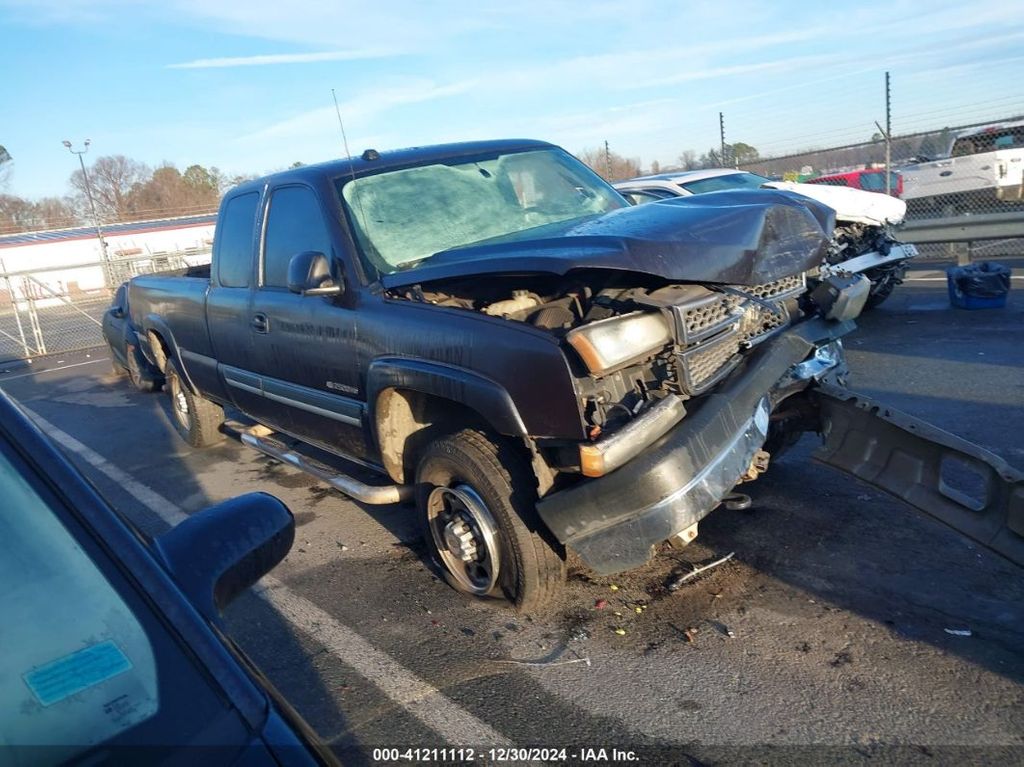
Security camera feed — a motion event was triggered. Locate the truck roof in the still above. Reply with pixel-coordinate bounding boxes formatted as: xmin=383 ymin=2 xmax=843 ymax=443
xmin=231 ymin=139 xmax=558 ymax=194
xmin=956 ymin=119 xmax=1024 ymax=139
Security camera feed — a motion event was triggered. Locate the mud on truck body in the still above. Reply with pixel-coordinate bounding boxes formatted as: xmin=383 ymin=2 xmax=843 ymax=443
xmin=127 ymin=140 xmax=1023 ymax=612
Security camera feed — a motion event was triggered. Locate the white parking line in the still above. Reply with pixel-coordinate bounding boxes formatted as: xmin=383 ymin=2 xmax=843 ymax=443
xmin=20 ymin=403 xmax=511 ymax=747
xmin=1 ymin=357 xmax=108 ymax=381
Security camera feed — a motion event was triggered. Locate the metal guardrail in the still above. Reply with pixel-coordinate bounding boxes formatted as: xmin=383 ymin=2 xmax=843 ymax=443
xmin=902 ymin=212 xmax=1024 ymax=244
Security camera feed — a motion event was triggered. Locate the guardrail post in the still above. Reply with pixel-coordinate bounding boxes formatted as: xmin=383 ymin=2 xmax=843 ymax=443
xmin=1 ymin=269 xmax=32 ymax=359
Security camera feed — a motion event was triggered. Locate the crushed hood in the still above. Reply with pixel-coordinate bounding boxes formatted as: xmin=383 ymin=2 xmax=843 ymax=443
xmin=762 ymin=181 xmax=907 ymax=226
xmin=381 ymin=189 xmax=834 ymax=289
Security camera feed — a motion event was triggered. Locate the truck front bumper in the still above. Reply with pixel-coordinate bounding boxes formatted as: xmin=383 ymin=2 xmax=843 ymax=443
xmin=536 ymin=317 xmax=853 ymax=575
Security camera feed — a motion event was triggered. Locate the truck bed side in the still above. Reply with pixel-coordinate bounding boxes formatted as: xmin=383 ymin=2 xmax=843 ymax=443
xmin=128 ymin=274 xmax=214 ymax=375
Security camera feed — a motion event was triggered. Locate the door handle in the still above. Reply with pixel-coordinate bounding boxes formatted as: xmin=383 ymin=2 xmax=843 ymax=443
xmin=251 ymin=313 xmax=269 ymax=333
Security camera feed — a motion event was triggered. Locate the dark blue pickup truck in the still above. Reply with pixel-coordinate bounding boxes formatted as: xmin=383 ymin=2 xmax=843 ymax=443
xmin=126 ymin=139 xmax=1022 ymax=612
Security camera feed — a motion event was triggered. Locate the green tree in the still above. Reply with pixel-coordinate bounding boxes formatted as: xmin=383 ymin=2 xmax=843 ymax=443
xmin=730 ymin=142 xmax=759 ymax=166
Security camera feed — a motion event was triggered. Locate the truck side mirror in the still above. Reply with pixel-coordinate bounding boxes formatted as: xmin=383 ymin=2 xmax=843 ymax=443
xmin=287 ymin=250 xmax=343 ymax=296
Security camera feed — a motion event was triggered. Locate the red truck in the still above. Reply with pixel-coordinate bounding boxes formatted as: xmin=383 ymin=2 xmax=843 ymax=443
xmin=806 ymin=168 xmax=903 ymax=197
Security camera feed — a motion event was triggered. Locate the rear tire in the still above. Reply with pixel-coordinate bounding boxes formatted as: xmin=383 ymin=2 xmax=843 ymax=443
xmin=165 ymin=359 xmax=224 ymax=447
xmin=864 ymin=270 xmax=901 ymax=310
xmin=126 ymin=344 xmax=163 ymax=393
xmin=416 ymin=429 xmax=565 ymax=613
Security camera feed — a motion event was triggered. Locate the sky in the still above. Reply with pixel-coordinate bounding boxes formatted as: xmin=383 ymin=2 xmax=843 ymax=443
xmin=1 ymin=0 xmax=1022 ymax=200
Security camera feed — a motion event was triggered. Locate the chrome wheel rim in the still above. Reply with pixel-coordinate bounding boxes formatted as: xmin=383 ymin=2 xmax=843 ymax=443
xmin=169 ymin=375 xmax=189 ymax=428
xmin=426 ymin=484 xmax=501 ymax=595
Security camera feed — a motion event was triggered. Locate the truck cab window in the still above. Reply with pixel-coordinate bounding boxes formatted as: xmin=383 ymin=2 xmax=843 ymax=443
xmin=263 ymin=187 xmax=331 ymax=289
xmin=217 ymin=192 xmax=260 ymax=288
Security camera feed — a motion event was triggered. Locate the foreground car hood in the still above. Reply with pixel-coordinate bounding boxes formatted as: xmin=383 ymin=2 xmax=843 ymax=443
xmin=763 ymin=181 xmax=907 ymax=226
xmin=382 ymin=189 xmax=834 ymax=289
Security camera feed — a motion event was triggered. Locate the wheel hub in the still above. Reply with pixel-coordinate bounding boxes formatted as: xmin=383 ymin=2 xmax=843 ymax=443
xmin=426 ymin=484 xmax=501 ymax=595
xmin=443 ymin=516 xmax=479 ymax=562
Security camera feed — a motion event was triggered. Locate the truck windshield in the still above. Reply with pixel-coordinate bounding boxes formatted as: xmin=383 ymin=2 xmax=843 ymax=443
xmin=678 ymin=172 xmax=771 ymax=194
xmin=338 ymin=148 xmax=625 ymax=275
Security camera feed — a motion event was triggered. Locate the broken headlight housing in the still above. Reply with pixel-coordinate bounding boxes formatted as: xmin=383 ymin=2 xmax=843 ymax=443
xmin=566 ymin=311 xmax=672 ymax=374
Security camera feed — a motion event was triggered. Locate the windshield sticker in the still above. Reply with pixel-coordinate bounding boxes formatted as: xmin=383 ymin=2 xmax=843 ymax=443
xmin=22 ymin=640 xmax=133 ymax=707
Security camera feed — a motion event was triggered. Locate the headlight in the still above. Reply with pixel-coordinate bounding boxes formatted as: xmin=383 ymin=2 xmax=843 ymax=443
xmin=566 ymin=311 xmax=672 ymax=374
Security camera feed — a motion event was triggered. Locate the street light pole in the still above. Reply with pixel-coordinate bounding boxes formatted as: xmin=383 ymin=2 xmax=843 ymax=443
xmin=63 ymin=139 xmax=113 ymax=288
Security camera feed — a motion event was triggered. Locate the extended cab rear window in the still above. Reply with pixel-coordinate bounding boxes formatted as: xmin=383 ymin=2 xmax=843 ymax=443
xmin=217 ymin=192 xmax=260 ymax=288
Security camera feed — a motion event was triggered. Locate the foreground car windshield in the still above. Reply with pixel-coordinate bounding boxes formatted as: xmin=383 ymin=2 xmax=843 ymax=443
xmin=339 ymin=148 xmax=625 ymax=275
xmin=679 ymin=171 xmax=771 ymax=194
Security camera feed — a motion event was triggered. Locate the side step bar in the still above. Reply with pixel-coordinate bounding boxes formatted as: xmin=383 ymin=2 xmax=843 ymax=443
xmin=239 ymin=428 xmax=413 ymax=505
xmin=810 ymin=382 xmax=1023 ymax=567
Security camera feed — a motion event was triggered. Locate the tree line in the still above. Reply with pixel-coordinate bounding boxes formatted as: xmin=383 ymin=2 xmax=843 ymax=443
xmin=0 ymin=142 xmax=759 ymax=234
xmin=577 ymin=142 xmax=760 ymax=183
xmin=0 ymin=154 xmax=255 ymax=235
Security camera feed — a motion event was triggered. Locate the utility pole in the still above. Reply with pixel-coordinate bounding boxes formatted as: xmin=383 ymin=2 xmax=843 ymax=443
xmin=63 ymin=139 xmax=113 ymax=288
xmin=884 ymin=71 xmax=892 ymax=195
xmin=604 ymin=140 xmax=612 ymax=180
xmin=719 ymin=112 xmax=727 ymax=167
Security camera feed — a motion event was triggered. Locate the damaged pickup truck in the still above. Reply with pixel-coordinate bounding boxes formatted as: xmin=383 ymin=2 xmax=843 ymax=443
xmin=127 ymin=140 xmax=1023 ymax=612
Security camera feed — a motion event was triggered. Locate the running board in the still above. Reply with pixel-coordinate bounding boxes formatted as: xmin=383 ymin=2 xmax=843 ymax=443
xmin=239 ymin=429 xmax=413 ymax=505
xmin=810 ymin=382 xmax=1023 ymax=567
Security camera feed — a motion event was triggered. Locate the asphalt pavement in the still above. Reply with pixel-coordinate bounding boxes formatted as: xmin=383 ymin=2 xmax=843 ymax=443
xmin=1 ymin=281 xmax=1021 ymax=766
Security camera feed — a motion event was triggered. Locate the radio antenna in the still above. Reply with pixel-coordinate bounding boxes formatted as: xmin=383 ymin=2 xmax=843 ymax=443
xmin=332 ymin=89 xmax=369 ymax=254
xmin=332 ymin=89 xmax=354 ymax=166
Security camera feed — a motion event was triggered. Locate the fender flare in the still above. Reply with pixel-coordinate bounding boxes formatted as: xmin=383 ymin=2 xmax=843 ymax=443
xmin=140 ymin=314 xmax=197 ymax=392
xmin=366 ymin=357 xmax=528 ymax=443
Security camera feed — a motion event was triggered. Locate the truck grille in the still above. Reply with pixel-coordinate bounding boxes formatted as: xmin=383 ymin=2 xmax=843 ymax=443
xmin=667 ymin=272 xmax=805 ymax=395
xmin=739 ymin=303 xmax=789 ymax=345
xmin=746 ymin=274 xmax=805 ymax=301
xmin=677 ymin=330 xmax=741 ymax=395
xmin=675 ymin=293 xmax=740 ymax=343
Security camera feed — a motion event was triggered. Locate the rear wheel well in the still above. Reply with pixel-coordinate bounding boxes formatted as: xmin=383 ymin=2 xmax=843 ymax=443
xmin=147 ymin=329 xmax=170 ymax=373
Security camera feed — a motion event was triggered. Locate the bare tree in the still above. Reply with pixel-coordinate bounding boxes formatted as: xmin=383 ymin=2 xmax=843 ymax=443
xmin=0 ymin=145 xmax=12 ymax=190
xmin=576 ymin=147 xmax=642 ymax=182
xmin=69 ymin=155 xmax=150 ymax=222
xmin=678 ymin=150 xmax=700 ymax=170
xmin=0 ymin=194 xmax=78 ymax=233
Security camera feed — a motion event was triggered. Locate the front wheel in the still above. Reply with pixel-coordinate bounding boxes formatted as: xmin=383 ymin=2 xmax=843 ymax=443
xmin=165 ymin=359 xmax=224 ymax=447
xmin=416 ymin=429 xmax=565 ymax=613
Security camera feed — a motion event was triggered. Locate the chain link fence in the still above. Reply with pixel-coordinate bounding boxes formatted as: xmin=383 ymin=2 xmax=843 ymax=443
xmin=0 ymin=248 xmax=210 ymax=363
xmin=739 ymin=119 xmax=1024 ymax=264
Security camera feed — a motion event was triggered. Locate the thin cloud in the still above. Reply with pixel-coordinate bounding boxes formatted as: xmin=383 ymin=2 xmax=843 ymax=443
xmin=168 ymin=49 xmax=398 ymax=69
xmin=237 ymin=79 xmax=479 ymax=144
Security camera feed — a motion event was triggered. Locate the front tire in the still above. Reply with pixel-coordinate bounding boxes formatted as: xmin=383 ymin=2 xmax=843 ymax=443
xmin=416 ymin=429 xmax=565 ymax=613
xmin=165 ymin=359 xmax=224 ymax=447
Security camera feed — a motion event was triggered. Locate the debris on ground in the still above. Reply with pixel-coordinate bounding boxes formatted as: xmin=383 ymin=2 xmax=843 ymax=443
xmin=944 ymin=628 xmax=972 ymax=637
xmin=613 ymin=628 xmax=627 ymax=636
xmin=667 ymin=552 xmax=736 ymax=591
xmin=706 ymin=620 xmax=735 ymax=638
xmin=568 ymin=626 xmax=591 ymax=642
xmin=684 ymin=627 xmax=698 ymax=643
xmin=594 ymin=598 xmax=608 ymax=610
xmin=609 ymin=584 xmax=620 ymax=592
xmin=496 ymin=656 xmax=591 ymax=669
xmin=336 ymin=541 xmax=348 ymax=551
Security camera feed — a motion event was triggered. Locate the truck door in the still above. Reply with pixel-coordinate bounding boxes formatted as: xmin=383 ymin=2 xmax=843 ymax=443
xmin=248 ymin=184 xmax=369 ymax=459
xmin=206 ymin=190 xmax=266 ymax=415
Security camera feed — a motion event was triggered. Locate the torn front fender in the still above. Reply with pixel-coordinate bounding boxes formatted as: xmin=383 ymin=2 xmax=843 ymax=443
xmin=811 ymin=383 xmax=1024 ymax=568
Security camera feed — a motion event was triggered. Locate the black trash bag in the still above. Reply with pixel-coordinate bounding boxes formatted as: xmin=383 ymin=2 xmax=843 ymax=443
xmin=949 ymin=262 xmax=1011 ymax=298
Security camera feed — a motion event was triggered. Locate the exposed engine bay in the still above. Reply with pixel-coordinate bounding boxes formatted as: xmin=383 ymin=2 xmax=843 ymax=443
xmin=387 ymin=268 xmax=825 ymax=435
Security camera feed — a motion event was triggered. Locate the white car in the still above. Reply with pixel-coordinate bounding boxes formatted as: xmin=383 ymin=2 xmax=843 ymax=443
xmin=614 ymin=169 xmax=918 ymax=308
